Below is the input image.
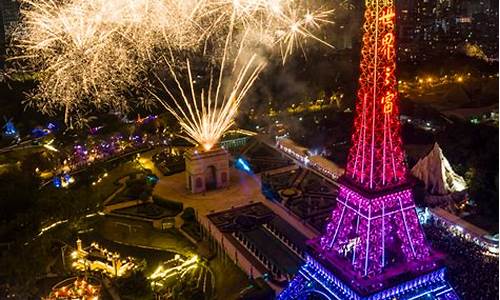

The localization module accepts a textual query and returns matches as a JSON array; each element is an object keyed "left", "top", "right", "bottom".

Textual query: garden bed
[
  {"left": 112, "top": 203, "right": 177, "bottom": 220},
  {"left": 153, "top": 195, "right": 183, "bottom": 216}
]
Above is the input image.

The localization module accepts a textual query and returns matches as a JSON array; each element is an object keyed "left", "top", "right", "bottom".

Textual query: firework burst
[
  {"left": 151, "top": 49, "right": 266, "bottom": 151},
  {"left": 9, "top": 0, "right": 339, "bottom": 127},
  {"left": 202, "top": 0, "right": 336, "bottom": 63},
  {"left": 11, "top": 0, "right": 206, "bottom": 127},
  {"left": 13, "top": 0, "right": 136, "bottom": 126}
]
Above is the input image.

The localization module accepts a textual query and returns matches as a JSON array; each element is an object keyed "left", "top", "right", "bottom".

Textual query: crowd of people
[{"left": 423, "top": 224, "right": 498, "bottom": 300}]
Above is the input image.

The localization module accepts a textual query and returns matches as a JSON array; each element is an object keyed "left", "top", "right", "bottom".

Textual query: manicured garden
[{"left": 180, "top": 207, "right": 203, "bottom": 242}]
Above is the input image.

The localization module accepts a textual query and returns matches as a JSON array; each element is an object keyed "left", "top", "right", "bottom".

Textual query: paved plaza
[
  {"left": 153, "top": 167, "right": 318, "bottom": 240},
  {"left": 152, "top": 164, "right": 323, "bottom": 292}
]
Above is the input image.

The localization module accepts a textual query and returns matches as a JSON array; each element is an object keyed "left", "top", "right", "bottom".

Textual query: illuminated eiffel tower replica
[{"left": 278, "top": 0, "right": 460, "bottom": 299}]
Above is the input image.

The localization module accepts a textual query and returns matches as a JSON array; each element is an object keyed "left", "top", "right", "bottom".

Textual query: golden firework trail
[
  {"left": 9, "top": 0, "right": 338, "bottom": 126},
  {"left": 151, "top": 30, "right": 266, "bottom": 151},
  {"left": 204, "top": 0, "right": 336, "bottom": 63},
  {"left": 10, "top": 0, "right": 207, "bottom": 127}
]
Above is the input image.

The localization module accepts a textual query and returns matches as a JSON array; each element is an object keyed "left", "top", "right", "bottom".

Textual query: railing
[
  {"left": 420, "top": 207, "right": 499, "bottom": 256},
  {"left": 220, "top": 137, "right": 250, "bottom": 150}
]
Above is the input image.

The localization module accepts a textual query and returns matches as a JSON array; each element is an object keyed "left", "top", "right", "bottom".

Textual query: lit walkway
[
  {"left": 152, "top": 167, "right": 319, "bottom": 292},
  {"left": 256, "top": 135, "right": 341, "bottom": 187},
  {"left": 153, "top": 168, "right": 318, "bottom": 240}
]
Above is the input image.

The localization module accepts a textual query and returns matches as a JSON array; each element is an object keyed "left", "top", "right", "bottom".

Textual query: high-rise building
[
  {"left": 0, "top": 0, "right": 20, "bottom": 67},
  {"left": 1, "top": 0, "right": 19, "bottom": 35},
  {"left": 397, "top": 0, "right": 498, "bottom": 62},
  {"left": 0, "top": 4, "right": 5, "bottom": 63},
  {"left": 278, "top": 0, "right": 460, "bottom": 299},
  {"left": 397, "top": 0, "right": 418, "bottom": 61}
]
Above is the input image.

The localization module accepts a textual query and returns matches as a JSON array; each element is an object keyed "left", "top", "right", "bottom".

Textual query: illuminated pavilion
[{"left": 278, "top": 0, "right": 460, "bottom": 299}]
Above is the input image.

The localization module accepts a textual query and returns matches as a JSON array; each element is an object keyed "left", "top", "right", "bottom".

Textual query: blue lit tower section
[{"left": 277, "top": 0, "right": 460, "bottom": 299}]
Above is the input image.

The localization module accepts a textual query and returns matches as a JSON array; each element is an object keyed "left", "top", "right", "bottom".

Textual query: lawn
[
  {"left": 97, "top": 216, "right": 195, "bottom": 254},
  {"left": 209, "top": 255, "right": 251, "bottom": 300},
  {"left": 28, "top": 161, "right": 144, "bottom": 236},
  {"left": 181, "top": 221, "right": 203, "bottom": 242}
]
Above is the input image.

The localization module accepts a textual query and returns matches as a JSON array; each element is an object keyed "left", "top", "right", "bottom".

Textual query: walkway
[
  {"left": 99, "top": 216, "right": 194, "bottom": 254},
  {"left": 153, "top": 168, "right": 318, "bottom": 240},
  {"left": 256, "top": 135, "right": 341, "bottom": 187},
  {"left": 103, "top": 177, "right": 128, "bottom": 206}
]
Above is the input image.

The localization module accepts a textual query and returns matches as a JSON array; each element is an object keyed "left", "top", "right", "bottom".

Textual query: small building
[
  {"left": 411, "top": 143, "right": 467, "bottom": 195},
  {"left": 276, "top": 138, "right": 309, "bottom": 163},
  {"left": 185, "top": 147, "right": 230, "bottom": 193},
  {"left": 308, "top": 155, "right": 344, "bottom": 180}
]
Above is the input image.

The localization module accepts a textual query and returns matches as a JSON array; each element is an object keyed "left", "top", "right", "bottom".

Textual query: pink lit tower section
[
  {"left": 318, "top": 0, "right": 430, "bottom": 275},
  {"left": 278, "top": 0, "right": 459, "bottom": 299}
]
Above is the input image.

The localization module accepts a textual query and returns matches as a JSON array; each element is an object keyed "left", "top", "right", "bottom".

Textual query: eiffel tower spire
[
  {"left": 318, "top": 0, "right": 430, "bottom": 277},
  {"left": 278, "top": 1, "right": 460, "bottom": 298},
  {"left": 345, "top": 0, "right": 407, "bottom": 191}
]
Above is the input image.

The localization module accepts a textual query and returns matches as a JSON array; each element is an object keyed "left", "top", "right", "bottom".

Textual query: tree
[
  {"left": 116, "top": 270, "right": 153, "bottom": 300},
  {"left": 0, "top": 169, "right": 39, "bottom": 223},
  {"left": 181, "top": 207, "right": 196, "bottom": 222},
  {"left": 21, "top": 151, "right": 54, "bottom": 174},
  {"left": 438, "top": 122, "right": 499, "bottom": 225}
]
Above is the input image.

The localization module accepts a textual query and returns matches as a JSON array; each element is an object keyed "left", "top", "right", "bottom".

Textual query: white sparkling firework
[
  {"left": 10, "top": 0, "right": 338, "bottom": 126},
  {"left": 151, "top": 41, "right": 266, "bottom": 151}
]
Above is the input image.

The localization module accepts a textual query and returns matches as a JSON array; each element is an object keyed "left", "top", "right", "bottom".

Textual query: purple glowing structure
[
  {"left": 278, "top": 0, "right": 460, "bottom": 298},
  {"left": 318, "top": 185, "right": 430, "bottom": 277}
]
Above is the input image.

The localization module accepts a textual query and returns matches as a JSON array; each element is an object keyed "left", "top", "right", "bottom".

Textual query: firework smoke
[
  {"left": 10, "top": 0, "right": 338, "bottom": 127},
  {"left": 151, "top": 25, "right": 267, "bottom": 151}
]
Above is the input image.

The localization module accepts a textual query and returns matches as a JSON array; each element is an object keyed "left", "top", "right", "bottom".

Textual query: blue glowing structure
[
  {"left": 235, "top": 157, "right": 252, "bottom": 173},
  {"left": 53, "top": 173, "right": 75, "bottom": 188},
  {"left": 32, "top": 127, "right": 50, "bottom": 138},
  {"left": 53, "top": 176, "right": 62, "bottom": 188},
  {"left": 2, "top": 120, "right": 18, "bottom": 137},
  {"left": 279, "top": 255, "right": 459, "bottom": 300},
  {"left": 47, "top": 122, "right": 58, "bottom": 132}
]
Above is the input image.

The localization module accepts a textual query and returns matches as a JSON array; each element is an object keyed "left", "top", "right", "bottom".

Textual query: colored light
[
  {"left": 279, "top": 0, "right": 460, "bottom": 298},
  {"left": 53, "top": 177, "right": 62, "bottom": 188},
  {"left": 344, "top": 2, "right": 406, "bottom": 191},
  {"left": 279, "top": 256, "right": 459, "bottom": 300},
  {"left": 236, "top": 157, "right": 252, "bottom": 173},
  {"left": 318, "top": 0, "right": 430, "bottom": 278},
  {"left": 3, "top": 121, "right": 18, "bottom": 136}
]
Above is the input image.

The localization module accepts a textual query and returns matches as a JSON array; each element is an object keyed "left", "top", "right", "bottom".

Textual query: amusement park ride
[{"left": 278, "top": 0, "right": 460, "bottom": 299}]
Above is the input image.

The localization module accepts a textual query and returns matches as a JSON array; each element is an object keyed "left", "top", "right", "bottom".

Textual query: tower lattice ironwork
[
  {"left": 319, "top": 0, "right": 430, "bottom": 278},
  {"left": 278, "top": 1, "right": 460, "bottom": 298},
  {"left": 345, "top": 0, "right": 406, "bottom": 191}
]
